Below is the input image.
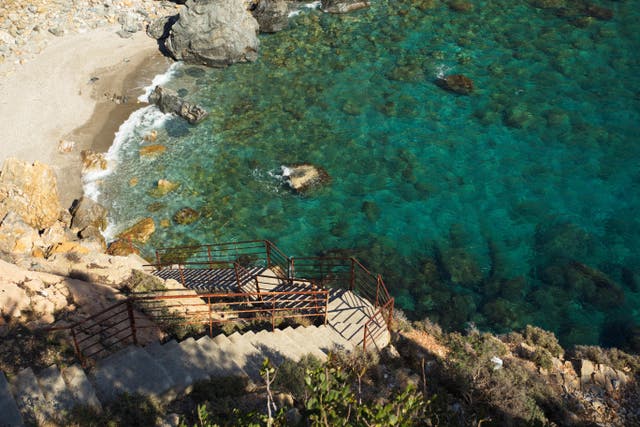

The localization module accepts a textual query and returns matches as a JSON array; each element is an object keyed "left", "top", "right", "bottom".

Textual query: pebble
[{"left": 0, "top": 0, "right": 179, "bottom": 71}]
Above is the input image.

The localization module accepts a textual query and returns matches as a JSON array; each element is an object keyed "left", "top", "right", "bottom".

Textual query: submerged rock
[
  {"left": 282, "top": 164, "right": 330, "bottom": 193},
  {"left": 106, "top": 239, "right": 140, "bottom": 257},
  {"left": 164, "top": 0, "right": 259, "bottom": 67},
  {"left": 149, "top": 86, "right": 208, "bottom": 124},
  {"left": 436, "top": 74, "right": 474, "bottom": 95},
  {"left": 0, "top": 158, "right": 62, "bottom": 230},
  {"left": 439, "top": 248, "right": 483, "bottom": 286},
  {"left": 322, "top": 0, "right": 370, "bottom": 14},
  {"left": 173, "top": 207, "right": 200, "bottom": 225},
  {"left": 117, "top": 217, "right": 156, "bottom": 244},
  {"left": 252, "top": 0, "right": 289, "bottom": 33},
  {"left": 566, "top": 261, "right": 625, "bottom": 309}
]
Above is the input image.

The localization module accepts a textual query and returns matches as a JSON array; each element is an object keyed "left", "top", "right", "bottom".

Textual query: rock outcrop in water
[
  {"left": 321, "top": 0, "right": 371, "bottom": 14},
  {"left": 436, "top": 74, "right": 474, "bottom": 95},
  {"left": 149, "top": 86, "right": 208, "bottom": 124},
  {"left": 282, "top": 164, "right": 330, "bottom": 193},
  {"left": 163, "top": 0, "right": 259, "bottom": 67},
  {"left": 251, "top": 0, "right": 289, "bottom": 33}
]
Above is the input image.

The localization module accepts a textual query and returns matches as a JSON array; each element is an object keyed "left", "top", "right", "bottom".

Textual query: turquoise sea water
[{"left": 93, "top": 0, "right": 640, "bottom": 348}]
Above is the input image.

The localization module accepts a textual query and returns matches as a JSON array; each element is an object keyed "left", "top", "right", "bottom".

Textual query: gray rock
[
  {"left": 116, "top": 29, "right": 133, "bottom": 39},
  {"left": 119, "top": 12, "right": 141, "bottom": 33},
  {"left": 48, "top": 27, "right": 64, "bottom": 37},
  {"left": 149, "top": 86, "right": 208, "bottom": 124},
  {"left": 147, "top": 15, "right": 178, "bottom": 40},
  {"left": 252, "top": 0, "right": 289, "bottom": 33},
  {"left": 70, "top": 197, "right": 108, "bottom": 232},
  {"left": 164, "top": 0, "right": 260, "bottom": 67},
  {"left": 321, "top": 0, "right": 370, "bottom": 13}
]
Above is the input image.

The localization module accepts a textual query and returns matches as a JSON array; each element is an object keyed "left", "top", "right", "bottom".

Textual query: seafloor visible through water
[{"left": 88, "top": 0, "right": 640, "bottom": 349}]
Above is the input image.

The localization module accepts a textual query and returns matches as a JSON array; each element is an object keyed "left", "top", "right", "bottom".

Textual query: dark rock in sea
[
  {"left": 147, "top": 14, "right": 179, "bottom": 40},
  {"left": 149, "top": 86, "right": 208, "bottom": 124},
  {"left": 584, "top": 4, "right": 613, "bottom": 21},
  {"left": 252, "top": 0, "right": 289, "bottom": 33},
  {"left": 173, "top": 207, "right": 200, "bottom": 225},
  {"left": 447, "top": 0, "right": 474, "bottom": 13},
  {"left": 164, "top": 0, "right": 259, "bottom": 68},
  {"left": 282, "top": 164, "right": 330, "bottom": 194},
  {"left": 435, "top": 74, "right": 474, "bottom": 95},
  {"left": 361, "top": 200, "right": 380, "bottom": 222},
  {"left": 438, "top": 247, "right": 483, "bottom": 286},
  {"left": 534, "top": 221, "right": 594, "bottom": 266},
  {"left": 566, "top": 261, "right": 625, "bottom": 309},
  {"left": 321, "top": 0, "right": 371, "bottom": 14},
  {"left": 621, "top": 267, "right": 639, "bottom": 292},
  {"left": 70, "top": 197, "right": 108, "bottom": 232}
]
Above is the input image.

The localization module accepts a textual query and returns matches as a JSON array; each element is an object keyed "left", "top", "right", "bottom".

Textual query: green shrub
[
  {"left": 273, "top": 354, "right": 323, "bottom": 399},
  {"left": 524, "top": 325, "right": 563, "bottom": 358}
]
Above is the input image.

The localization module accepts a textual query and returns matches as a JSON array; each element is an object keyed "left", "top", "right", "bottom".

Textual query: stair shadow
[{"left": 154, "top": 267, "right": 266, "bottom": 291}]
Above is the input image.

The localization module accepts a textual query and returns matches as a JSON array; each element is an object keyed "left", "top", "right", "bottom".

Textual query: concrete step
[
  {"left": 218, "top": 339, "right": 262, "bottom": 381},
  {"left": 228, "top": 330, "right": 254, "bottom": 344},
  {"left": 0, "top": 371, "right": 23, "bottom": 427},
  {"left": 150, "top": 338, "right": 209, "bottom": 396},
  {"left": 91, "top": 345, "right": 174, "bottom": 403},
  {"left": 61, "top": 364, "right": 102, "bottom": 412},
  {"left": 213, "top": 333, "right": 233, "bottom": 346},
  {"left": 37, "top": 365, "right": 76, "bottom": 415},
  {"left": 274, "top": 328, "right": 326, "bottom": 361},
  {"left": 10, "top": 367, "right": 48, "bottom": 425},
  {"left": 195, "top": 336, "right": 249, "bottom": 379}
]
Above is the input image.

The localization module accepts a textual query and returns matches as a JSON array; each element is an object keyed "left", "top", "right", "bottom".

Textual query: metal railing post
[
  {"left": 324, "top": 291, "right": 329, "bottom": 326},
  {"left": 208, "top": 297, "right": 213, "bottom": 337},
  {"left": 207, "top": 246, "right": 213, "bottom": 269},
  {"left": 363, "top": 324, "right": 369, "bottom": 352},
  {"left": 126, "top": 300, "right": 138, "bottom": 346},
  {"left": 179, "top": 264, "right": 186, "bottom": 286},
  {"left": 350, "top": 258, "right": 355, "bottom": 291},
  {"left": 233, "top": 263, "right": 242, "bottom": 292},
  {"left": 155, "top": 250, "right": 161, "bottom": 270},
  {"left": 70, "top": 328, "right": 84, "bottom": 367},
  {"left": 375, "top": 275, "right": 381, "bottom": 307},
  {"left": 265, "top": 241, "right": 272, "bottom": 268},
  {"left": 290, "top": 258, "right": 295, "bottom": 280}
]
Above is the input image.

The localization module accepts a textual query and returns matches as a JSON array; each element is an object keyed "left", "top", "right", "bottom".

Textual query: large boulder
[
  {"left": 164, "top": 0, "right": 260, "bottom": 67},
  {"left": 252, "top": 0, "right": 289, "bottom": 33},
  {"left": 0, "top": 158, "right": 62, "bottom": 230},
  {"left": 70, "top": 196, "right": 108, "bottom": 232},
  {"left": 149, "top": 86, "right": 208, "bottom": 124},
  {"left": 321, "top": 0, "right": 370, "bottom": 14},
  {"left": 0, "top": 212, "right": 40, "bottom": 254}
]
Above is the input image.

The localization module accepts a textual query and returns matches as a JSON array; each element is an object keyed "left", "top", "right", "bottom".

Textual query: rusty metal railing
[
  {"left": 47, "top": 299, "right": 138, "bottom": 367},
  {"left": 152, "top": 240, "right": 291, "bottom": 278},
  {"left": 290, "top": 256, "right": 394, "bottom": 350}
]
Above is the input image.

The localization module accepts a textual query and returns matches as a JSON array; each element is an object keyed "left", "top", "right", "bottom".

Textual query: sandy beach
[{"left": 0, "top": 26, "right": 171, "bottom": 208}]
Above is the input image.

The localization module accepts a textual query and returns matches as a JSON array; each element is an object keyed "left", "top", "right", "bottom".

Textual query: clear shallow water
[{"left": 91, "top": 0, "right": 640, "bottom": 348}]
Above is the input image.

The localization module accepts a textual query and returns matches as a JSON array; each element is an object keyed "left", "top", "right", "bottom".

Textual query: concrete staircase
[
  {"left": 0, "top": 319, "right": 385, "bottom": 426},
  {"left": 1, "top": 263, "right": 391, "bottom": 426}
]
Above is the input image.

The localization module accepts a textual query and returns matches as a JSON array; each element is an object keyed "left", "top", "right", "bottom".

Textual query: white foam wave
[
  {"left": 435, "top": 64, "right": 451, "bottom": 79},
  {"left": 288, "top": 1, "right": 321, "bottom": 17},
  {"left": 138, "top": 61, "right": 182, "bottom": 102},
  {"left": 82, "top": 106, "right": 172, "bottom": 201}
]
